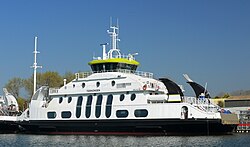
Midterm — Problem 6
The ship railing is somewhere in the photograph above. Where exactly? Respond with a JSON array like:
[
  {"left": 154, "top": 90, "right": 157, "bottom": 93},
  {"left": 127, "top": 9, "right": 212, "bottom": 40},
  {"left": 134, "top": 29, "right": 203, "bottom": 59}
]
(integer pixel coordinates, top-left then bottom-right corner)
[
  {"left": 184, "top": 97, "right": 220, "bottom": 112},
  {"left": 77, "top": 69, "right": 153, "bottom": 79},
  {"left": 93, "top": 54, "right": 137, "bottom": 61}
]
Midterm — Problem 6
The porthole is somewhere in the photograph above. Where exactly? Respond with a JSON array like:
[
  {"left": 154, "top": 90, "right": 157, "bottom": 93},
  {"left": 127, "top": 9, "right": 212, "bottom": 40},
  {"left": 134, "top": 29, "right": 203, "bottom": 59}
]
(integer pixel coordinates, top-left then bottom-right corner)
[
  {"left": 116, "top": 110, "right": 129, "bottom": 118},
  {"left": 68, "top": 97, "right": 72, "bottom": 103},
  {"left": 96, "top": 82, "right": 100, "bottom": 87},
  {"left": 131, "top": 93, "right": 136, "bottom": 101},
  {"left": 120, "top": 94, "right": 125, "bottom": 101},
  {"left": 59, "top": 97, "right": 63, "bottom": 104},
  {"left": 73, "top": 84, "right": 75, "bottom": 88},
  {"left": 134, "top": 109, "right": 148, "bottom": 117},
  {"left": 82, "top": 83, "right": 85, "bottom": 88},
  {"left": 61, "top": 111, "right": 72, "bottom": 118},
  {"left": 47, "top": 112, "right": 56, "bottom": 119},
  {"left": 111, "top": 80, "right": 115, "bottom": 86}
]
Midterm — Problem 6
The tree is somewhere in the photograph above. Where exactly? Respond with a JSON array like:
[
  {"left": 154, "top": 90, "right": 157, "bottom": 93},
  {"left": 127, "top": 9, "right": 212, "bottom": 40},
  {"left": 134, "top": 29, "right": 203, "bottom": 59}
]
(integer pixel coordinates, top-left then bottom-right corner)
[
  {"left": 17, "top": 97, "right": 27, "bottom": 112},
  {"left": 23, "top": 76, "right": 34, "bottom": 99},
  {"left": 40, "top": 71, "right": 63, "bottom": 87},
  {"left": 5, "top": 77, "right": 23, "bottom": 98},
  {"left": 222, "top": 93, "right": 230, "bottom": 98},
  {"left": 23, "top": 71, "right": 63, "bottom": 98},
  {"left": 63, "top": 71, "right": 75, "bottom": 83}
]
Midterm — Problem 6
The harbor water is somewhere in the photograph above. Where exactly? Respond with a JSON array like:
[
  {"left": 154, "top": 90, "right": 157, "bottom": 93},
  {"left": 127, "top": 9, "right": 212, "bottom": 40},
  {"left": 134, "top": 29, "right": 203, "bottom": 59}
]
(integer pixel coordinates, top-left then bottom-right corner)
[{"left": 0, "top": 133, "right": 249, "bottom": 147}]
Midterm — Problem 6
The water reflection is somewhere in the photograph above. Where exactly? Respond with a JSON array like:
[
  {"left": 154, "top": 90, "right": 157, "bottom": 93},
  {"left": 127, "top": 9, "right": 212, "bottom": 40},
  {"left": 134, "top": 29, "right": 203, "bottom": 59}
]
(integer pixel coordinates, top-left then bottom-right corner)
[{"left": 0, "top": 134, "right": 249, "bottom": 147}]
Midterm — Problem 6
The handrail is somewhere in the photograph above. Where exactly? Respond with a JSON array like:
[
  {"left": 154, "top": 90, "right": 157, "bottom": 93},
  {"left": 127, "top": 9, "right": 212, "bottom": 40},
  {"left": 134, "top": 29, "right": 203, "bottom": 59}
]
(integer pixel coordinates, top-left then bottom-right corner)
[
  {"left": 184, "top": 97, "right": 220, "bottom": 112},
  {"left": 77, "top": 69, "right": 153, "bottom": 79}
]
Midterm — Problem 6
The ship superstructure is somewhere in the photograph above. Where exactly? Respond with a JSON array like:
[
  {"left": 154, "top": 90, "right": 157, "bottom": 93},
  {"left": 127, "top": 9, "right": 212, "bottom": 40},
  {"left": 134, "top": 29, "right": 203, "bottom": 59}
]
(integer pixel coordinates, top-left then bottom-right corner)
[{"left": 18, "top": 24, "right": 238, "bottom": 135}]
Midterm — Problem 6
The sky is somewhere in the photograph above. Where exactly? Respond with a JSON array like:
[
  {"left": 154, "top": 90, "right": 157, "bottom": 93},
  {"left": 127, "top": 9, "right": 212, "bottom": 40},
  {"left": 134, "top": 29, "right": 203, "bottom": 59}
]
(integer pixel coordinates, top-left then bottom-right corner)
[{"left": 0, "top": 0, "right": 250, "bottom": 97}]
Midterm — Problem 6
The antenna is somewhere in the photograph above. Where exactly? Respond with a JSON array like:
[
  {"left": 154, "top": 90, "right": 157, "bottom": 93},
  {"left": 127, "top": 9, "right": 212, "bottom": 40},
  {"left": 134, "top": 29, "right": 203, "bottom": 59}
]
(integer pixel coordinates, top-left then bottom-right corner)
[
  {"left": 31, "top": 36, "right": 42, "bottom": 95},
  {"left": 204, "top": 82, "right": 208, "bottom": 97},
  {"left": 100, "top": 43, "right": 108, "bottom": 60}
]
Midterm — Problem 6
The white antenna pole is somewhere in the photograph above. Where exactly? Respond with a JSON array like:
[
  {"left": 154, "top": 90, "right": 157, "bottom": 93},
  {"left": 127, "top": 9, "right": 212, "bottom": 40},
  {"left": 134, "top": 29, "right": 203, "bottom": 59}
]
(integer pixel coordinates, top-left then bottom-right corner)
[
  {"left": 204, "top": 82, "right": 207, "bottom": 97},
  {"left": 31, "top": 36, "right": 42, "bottom": 95},
  {"left": 101, "top": 43, "right": 108, "bottom": 59}
]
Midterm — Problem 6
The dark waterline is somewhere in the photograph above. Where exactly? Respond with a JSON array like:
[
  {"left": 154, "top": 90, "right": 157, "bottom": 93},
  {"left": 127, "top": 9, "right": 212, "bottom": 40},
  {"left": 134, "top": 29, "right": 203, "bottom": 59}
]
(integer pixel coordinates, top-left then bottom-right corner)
[{"left": 0, "top": 133, "right": 249, "bottom": 147}]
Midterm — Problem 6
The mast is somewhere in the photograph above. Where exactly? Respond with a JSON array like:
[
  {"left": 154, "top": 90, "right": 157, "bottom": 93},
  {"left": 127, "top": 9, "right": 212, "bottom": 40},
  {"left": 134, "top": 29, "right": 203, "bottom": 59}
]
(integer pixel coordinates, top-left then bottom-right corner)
[
  {"left": 107, "top": 23, "right": 121, "bottom": 59},
  {"left": 31, "top": 37, "right": 42, "bottom": 95}
]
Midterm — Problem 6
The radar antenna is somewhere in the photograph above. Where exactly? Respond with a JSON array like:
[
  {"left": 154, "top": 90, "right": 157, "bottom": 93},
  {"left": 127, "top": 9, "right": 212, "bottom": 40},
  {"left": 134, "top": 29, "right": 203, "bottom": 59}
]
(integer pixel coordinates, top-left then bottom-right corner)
[{"left": 107, "top": 19, "right": 121, "bottom": 59}]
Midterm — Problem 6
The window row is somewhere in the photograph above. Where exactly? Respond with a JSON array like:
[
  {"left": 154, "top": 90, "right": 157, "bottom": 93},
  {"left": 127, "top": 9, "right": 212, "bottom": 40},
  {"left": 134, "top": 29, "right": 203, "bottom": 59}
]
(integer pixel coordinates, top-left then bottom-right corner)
[
  {"left": 47, "top": 109, "right": 148, "bottom": 119},
  {"left": 81, "top": 80, "right": 116, "bottom": 88},
  {"left": 58, "top": 93, "right": 137, "bottom": 104}
]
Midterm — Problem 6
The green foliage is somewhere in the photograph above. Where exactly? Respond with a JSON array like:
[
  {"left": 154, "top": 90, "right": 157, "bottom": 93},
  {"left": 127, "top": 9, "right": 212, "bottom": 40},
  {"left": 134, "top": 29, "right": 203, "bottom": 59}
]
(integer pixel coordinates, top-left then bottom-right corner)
[
  {"left": 23, "top": 71, "right": 64, "bottom": 98},
  {"left": 5, "top": 77, "right": 23, "bottom": 98},
  {"left": 63, "top": 71, "right": 75, "bottom": 83},
  {"left": 40, "top": 71, "right": 63, "bottom": 87},
  {"left": 217, "top": 101, "right": 224, "bottom": 107},
  {"left": 23, "top": 77, "right": 34, "bottom": 99},
  {"left": 213, "top": 96, "right": 220, "bottom": 99},
  {"left": 17, "top": 97, "right": 27, "bottom": 112},
  {"left": 4, "top": 71, "right": 76, "bottom": 111},
  {"left": 222, "top": 93, "right": 230, "bottom": 98},
  {"left": 5, "top": 71, "right": 75, "bottom": 102}
]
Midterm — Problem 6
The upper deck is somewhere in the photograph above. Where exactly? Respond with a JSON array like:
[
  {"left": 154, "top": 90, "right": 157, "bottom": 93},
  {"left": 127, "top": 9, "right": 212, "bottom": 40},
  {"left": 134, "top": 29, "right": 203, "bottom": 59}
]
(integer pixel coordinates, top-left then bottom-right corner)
[{"left": 88, "top": 24, "right": 140, "bottom": 73}]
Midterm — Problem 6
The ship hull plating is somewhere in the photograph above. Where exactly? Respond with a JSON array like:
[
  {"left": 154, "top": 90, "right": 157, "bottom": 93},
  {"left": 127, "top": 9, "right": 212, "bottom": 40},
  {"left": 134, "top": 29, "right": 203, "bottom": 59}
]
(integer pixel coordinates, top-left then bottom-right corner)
[
  {"left": 0, "top": 121, "right": 19, "bottom": 133},
  {"left": 19, "top": 119, "right": 236, "bottom": 135}
]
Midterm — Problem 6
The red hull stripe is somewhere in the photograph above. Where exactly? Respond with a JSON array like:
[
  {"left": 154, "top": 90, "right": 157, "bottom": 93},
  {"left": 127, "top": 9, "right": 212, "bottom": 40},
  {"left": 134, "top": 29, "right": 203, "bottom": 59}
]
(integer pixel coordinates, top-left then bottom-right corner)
[{"left": 238, "top": 124, "right": 250, "bottom": 127}]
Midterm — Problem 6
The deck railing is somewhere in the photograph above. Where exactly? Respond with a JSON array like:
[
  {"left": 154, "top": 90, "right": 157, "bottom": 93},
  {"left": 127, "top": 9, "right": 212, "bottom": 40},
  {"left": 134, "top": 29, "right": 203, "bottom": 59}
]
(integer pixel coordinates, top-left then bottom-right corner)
[
  {"left": 77, "top": 69, "right": 153, "bottom": 79},
  {"left": 184, "top": 97, "right": 220, "bottom": 112}
]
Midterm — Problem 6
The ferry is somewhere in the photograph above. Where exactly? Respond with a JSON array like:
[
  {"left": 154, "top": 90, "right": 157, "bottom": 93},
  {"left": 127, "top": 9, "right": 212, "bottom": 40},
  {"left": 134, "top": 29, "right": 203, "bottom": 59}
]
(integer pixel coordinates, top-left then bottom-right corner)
[
  {"left": 18, "top": 24, "right": 238, "bottom": 135},
  {"left": 0, "top": 88, "right": 19, "bottom": 133}
]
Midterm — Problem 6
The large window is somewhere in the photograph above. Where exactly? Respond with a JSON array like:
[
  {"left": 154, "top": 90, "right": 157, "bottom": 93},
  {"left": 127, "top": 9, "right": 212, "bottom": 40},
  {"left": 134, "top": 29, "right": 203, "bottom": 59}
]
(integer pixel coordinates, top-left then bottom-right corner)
[
  {"left": 106, "top": 94, "right": 113, "bottom": 118},
  {"left": 95, "top": 95, "right": 103, "bottom": 118},
  {"left": 76, "top": 96, "right": 83, "bottom": 118},
  {"left": 116, "top": 110, "right": 129, "bottom": 118},
  {"left": 61, "top": 111, "right": 72, "bottom": 118},
  {"left": 90, "top": 63, "right": 138, "bottom": 73},
  {"left": 85, "top": 95, "right": 93, "bottom": 118},
  {"left": 47, "top": 112, "right": 56, "bottom": 119},
  {"left": 134, "top": 109, "right": 148, "bottom": 117}
]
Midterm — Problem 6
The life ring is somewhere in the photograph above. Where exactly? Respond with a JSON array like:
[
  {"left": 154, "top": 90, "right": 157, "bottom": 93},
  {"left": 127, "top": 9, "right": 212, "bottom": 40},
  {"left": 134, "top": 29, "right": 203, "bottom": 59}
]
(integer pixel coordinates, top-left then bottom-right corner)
[{"left": 143, "top": 84, "right": 147, "bottom": 90}]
